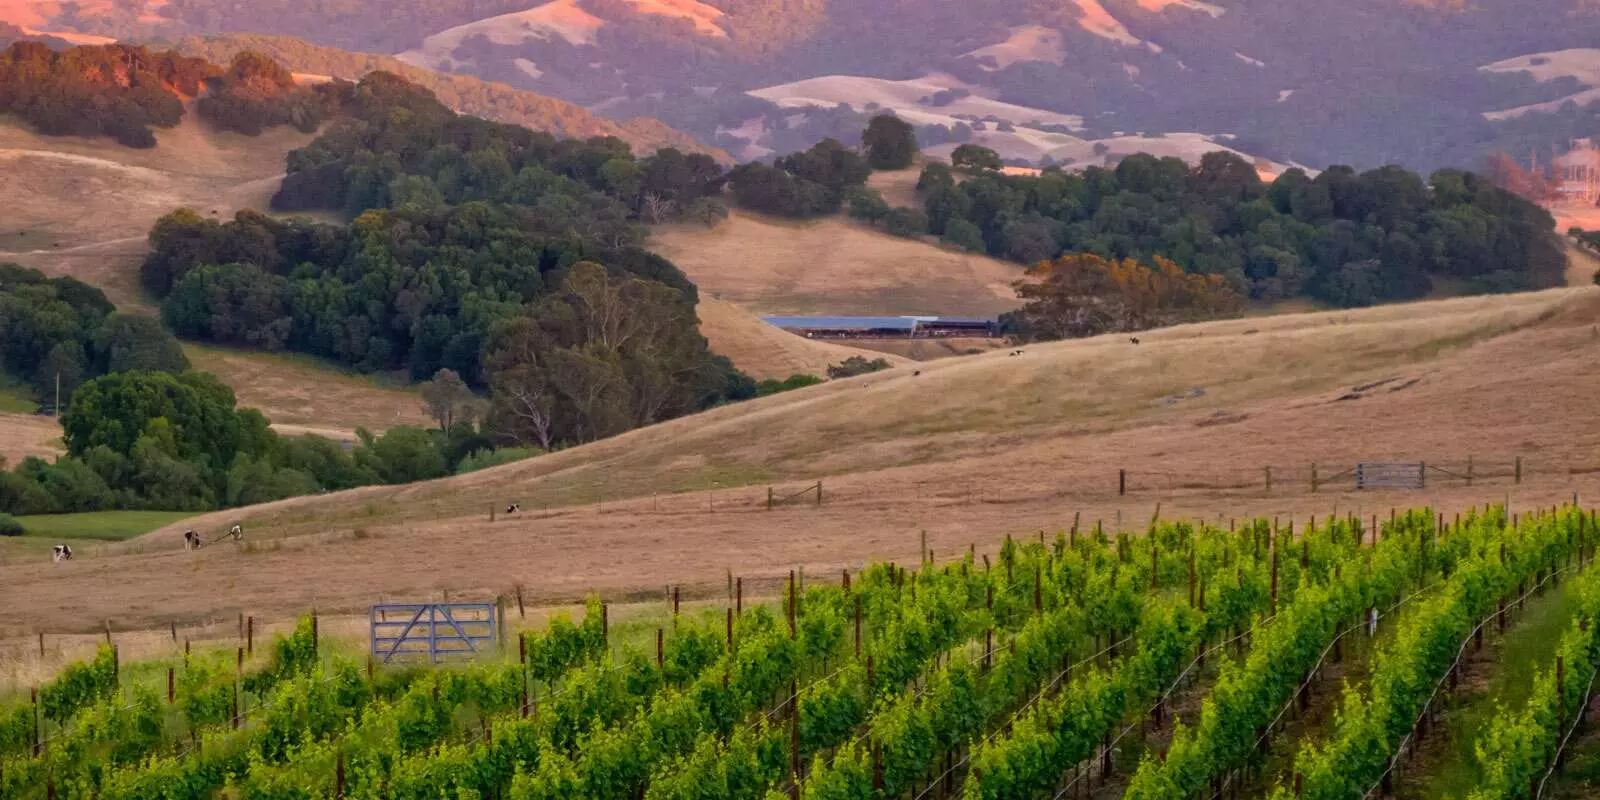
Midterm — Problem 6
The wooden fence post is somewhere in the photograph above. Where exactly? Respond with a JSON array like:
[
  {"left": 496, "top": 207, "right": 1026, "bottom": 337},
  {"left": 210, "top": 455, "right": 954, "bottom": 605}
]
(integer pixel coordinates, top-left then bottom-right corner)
[
  {"left": 168, "top": 667, "right": 174, "bottom": 704},
  {"left": 247, "top": 616, "right": 254, "bottom": 657},
  {"left": 1515, "top": 456, "right": 1523, "bottom": 484},
  {"left": 1311, "top": 463, "right": 1319, "bottom": 493},
  {"left": 1419, "top": 461, "right": 1426, "bottom": 489},
  {"left": 1466, "top": 457, "right": 1473, "bottom": 487},
  {"left": 815, "top": 481, "right": 823, "bottom": 506},
  {"left": 516, "top": 585, "right": 525, "bottom": 619},
  {"left": 1265, "top": 466, "right": 1273, "bottom": 493},
  {"left": 656, "top": 629, "right": 664, "bottom": 668},
  {"left": 1119, "top": 469, "right": 1127, "bottom": 496},
  {"left": 854, "top": 596, "right": 862, "bottom": 658},
  {"left": 767, "top": 487, "right": 774, "bottom": 510}
]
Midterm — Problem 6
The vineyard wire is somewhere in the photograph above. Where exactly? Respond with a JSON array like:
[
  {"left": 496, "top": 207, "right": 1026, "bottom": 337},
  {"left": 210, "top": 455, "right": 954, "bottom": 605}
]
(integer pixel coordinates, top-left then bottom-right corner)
[
  {"left": 1208, "top": 580, "right": 1445, "bottom": 800},
  {"left": 1048, "top": 613, "right": 1281, "bottom": 800},
  {"left": 1534, "top": 664, "right": 1600, "bottom": 799},
  {"left": 906, "top": 611, "right": 1270, "bottom": 800},
  {"left": 1361, "top": 561, "right": 1579, "bottom": 799},
  {"left": 839, "top": 630, "right": 1024, "bottom": 751}
]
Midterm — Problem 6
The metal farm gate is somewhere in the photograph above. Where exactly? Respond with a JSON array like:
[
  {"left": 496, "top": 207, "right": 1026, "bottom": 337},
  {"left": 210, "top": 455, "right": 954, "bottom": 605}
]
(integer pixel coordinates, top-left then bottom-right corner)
[{"left": 370, "top": 603, "right": 498, "bottom": 664}]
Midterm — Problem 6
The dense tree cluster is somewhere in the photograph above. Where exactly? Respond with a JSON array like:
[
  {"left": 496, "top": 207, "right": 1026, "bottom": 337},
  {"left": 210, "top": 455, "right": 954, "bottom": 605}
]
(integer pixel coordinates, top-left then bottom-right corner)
[
  {"left": 0, "top": 264, "right": 188, "bottom": 407},
  {"left": 268, "top": 72, "right": 725, "bottom": 225},
  {"left": 0, "top": 368, "right": 516, "bottom": 514},
  {"left": 727, "top": 138, "right": 872, "bottom": 217},
  {"left": 917, "top": 152, "right": 1567, "bottom": 307},
  {"left": 143, "top": 74, "right": 752, "bottom": 449},
  {"left": 195, "top": 51, "right": 348, "bottom": 135},
  {"left": 171, "top": 34, "right": 726, "bottom": 159},
  {"left": 0, "top": 42, "right": 356, "bottom": 146},
  {"left": 0, "top": 42, "right": 213, "bottom": 147}
]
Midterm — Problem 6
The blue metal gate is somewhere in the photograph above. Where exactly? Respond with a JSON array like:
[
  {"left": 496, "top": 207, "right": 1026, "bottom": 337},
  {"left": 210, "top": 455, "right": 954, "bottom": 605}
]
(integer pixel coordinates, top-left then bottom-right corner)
[{"left": 370, "top": 603, "right": 497, "bottom": 663}]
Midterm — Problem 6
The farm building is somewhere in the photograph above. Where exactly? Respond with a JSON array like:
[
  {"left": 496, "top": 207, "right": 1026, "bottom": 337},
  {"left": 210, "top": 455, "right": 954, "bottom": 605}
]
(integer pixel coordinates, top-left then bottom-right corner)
[{"left": 761, "top": 315, "right": 1000, "bottom": 339}]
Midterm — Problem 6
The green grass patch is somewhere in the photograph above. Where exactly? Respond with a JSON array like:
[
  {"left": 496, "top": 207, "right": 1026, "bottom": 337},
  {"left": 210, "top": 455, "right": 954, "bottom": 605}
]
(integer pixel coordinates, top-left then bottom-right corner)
[
  {"left": 1402, "top": 581, "right": 1577, "bottom": 800},
  {"left": 0, "top": 373, "right": 36, "bottom": 413},
  {"left": 14, "top": 510, "right": 198, "bottom": 541}
]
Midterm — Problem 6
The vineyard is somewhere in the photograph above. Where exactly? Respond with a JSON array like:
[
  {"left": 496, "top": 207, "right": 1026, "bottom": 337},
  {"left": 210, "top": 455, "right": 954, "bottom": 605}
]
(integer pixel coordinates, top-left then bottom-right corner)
[{"left": 2, "top": 506, "right": 1599, "bottom": 799}]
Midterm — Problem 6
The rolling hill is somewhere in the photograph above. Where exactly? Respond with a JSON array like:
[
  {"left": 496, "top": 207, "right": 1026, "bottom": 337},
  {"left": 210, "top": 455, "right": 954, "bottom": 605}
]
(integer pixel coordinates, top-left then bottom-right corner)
[
  {"left": 650, "top": 210, "right": 1022, "bottom": 317},
  {"left": 7, "top": 285, "right": 1599, "bottom": 632},
  {"left": 165, "top": 33, "right": 729, "bottom": 160},
  {"left": 14, "top": 0, "right": 1596, "bottom": 173}
]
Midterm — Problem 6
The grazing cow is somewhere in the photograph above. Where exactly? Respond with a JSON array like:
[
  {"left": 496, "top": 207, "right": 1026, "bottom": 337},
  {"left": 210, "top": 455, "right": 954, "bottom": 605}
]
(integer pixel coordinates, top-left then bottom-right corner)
[
  {"left": 226, "top": 524, "right": 244, "bottom": 542},
  {"left": 183, "top": 530, "right": 203, "bottom": 551},
  {"left": 505, "top": 502, "right": 522, "bottom": 515},
  {"left": 1129, "top": 337, "right": 1141, "bottom": 345},
  {"left": 51, "top": 544, "right": 72, "bottom": 563}
]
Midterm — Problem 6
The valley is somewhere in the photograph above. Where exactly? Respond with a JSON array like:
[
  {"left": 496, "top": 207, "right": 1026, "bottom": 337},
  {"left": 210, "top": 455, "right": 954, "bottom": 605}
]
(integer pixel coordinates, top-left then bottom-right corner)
[{"left": 6, "top": 285, "right": 1597, "bottom": 634}]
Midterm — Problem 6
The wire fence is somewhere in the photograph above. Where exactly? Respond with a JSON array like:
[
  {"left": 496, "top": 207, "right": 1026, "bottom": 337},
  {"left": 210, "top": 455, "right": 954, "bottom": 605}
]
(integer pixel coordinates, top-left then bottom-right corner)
[{"left": 474, "top": 456, "right": 1600, "bottom": 525}]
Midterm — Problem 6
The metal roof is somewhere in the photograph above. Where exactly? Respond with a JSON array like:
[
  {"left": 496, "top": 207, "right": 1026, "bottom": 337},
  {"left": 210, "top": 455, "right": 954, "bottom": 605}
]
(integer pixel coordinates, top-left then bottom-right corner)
[
  {"left": 762, "top": 315, "right": 921, "bottom": 331},
  {"left": 761, "top": 315, "right": 996, "bottom": 331}
]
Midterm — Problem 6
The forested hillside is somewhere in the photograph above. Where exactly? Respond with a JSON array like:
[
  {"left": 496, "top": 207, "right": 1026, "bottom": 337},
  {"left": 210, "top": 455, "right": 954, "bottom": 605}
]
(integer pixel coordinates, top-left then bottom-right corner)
[
  {"left": 911, "top": 151, "right": 1568, "bottom": 306},
  {"left": 165, "top": 34, "right": 726, "bottom": 159},
  {"left": 723, "top": 132, "right": 1567, "bottom": 308},
  {"left": 0, "top": 42, "right": 343, "bottom": 146},
  {"left": 142, "top": 72, "right": 750, "bottom": 455}
]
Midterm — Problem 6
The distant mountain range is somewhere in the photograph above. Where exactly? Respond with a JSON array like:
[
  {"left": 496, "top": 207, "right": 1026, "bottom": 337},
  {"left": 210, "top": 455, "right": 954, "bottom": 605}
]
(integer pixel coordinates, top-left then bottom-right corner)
[{"left": 4, "top": 0, "right": 1600, "bottom": 173}]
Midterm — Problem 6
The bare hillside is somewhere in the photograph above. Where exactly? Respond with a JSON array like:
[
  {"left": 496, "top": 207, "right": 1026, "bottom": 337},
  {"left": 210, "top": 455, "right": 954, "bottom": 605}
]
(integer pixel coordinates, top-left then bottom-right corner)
[
  {"left": 0, "top": 116, "right": 314, "bottom": 308},
  {"left": 9, "top": 287, "right": 1600, "bottom": 632},
  {"left": 651, "top": 212, "right": 1022, "bottom": 316},
  {"left": 695, "top": 296, "right": 911, "bottom": 380}
]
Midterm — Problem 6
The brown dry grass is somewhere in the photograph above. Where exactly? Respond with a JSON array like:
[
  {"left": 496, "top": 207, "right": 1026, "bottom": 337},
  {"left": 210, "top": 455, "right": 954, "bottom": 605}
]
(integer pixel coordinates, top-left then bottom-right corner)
[
  {"left": 847, "top": 336, "right": 1010, "bottom": 361},
  {"left": 7, "top": 287, "right": 1600, "bottom": 636},
  {"left": 867, "top": 166, "right": 923, "bottom": 209},
  {"left": 183, "top": 344, "right": 429, "bottom": 436},
  {"left": 0, "top": 115, "right": 314, "bottom": 307},
  {"left": 1568, "top": 239, "right": 1600, "bottom": 287},
  {"left": 695, "top": 295, "right": 912, "bottom": 379},
  {"left": 0, "top": 412, "right": 61, "bottom": 467},
  {"left": 651, "top": 211, "right": 1022, "bottom": 316}
]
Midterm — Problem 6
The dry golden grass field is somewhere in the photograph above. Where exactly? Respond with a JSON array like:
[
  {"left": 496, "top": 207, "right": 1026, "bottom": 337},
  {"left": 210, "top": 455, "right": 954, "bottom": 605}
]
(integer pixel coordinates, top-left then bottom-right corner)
[
  {"left": 695, "top": 295, "right": 913, "bottom": 378},
  {"left": 6, "top": 286, "right": 1599, "bottom": 638},
  {"left": 0, "top": 115, "right": 316, "bottom": 309},
  {"left": 182, "top": 345, "right": 431, "bottom": 437},
  {"left": 651, "top": 211, "right": 1023, "bottom": 316},
  {"left": 0, "top": 413, "right": 60, "bottom": 467}
]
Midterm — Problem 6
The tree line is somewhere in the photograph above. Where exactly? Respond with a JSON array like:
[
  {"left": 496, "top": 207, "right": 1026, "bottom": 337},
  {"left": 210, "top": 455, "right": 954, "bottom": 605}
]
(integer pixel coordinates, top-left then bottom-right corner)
[
  {"left": 0, "top": 367, "right": 531, "bottom": 517},
  {"left": 0, "top": 42, "right": 347, "bottom": 147},
  {"left": 914, "top": 148, "right": 1567, "bottom": 308},
  {"left": 144, "top": 72, "right": 754, "bottom": 456}
]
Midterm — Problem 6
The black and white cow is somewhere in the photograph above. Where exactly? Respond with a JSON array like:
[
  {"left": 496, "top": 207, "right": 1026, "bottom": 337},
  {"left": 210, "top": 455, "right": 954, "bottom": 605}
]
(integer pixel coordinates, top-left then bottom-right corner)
[
  {"left": 184, "top": 530, "right": 204, "bottom": 551},
  {"left": 51, "top": 544, "right": 72, "bottom": 563},
  {"left": 226, "top": 524, "right": 243, "bottom": 542},
  {"left": 505, "top": 502, "right": 521, "bottom": 515}
]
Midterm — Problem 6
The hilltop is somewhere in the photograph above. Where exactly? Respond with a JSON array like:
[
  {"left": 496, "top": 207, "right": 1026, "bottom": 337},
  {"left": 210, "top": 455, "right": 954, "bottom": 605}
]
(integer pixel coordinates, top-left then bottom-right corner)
[
  {"left": 165, "top": 33, "right": 727, "bottom": 160},
  {"left": 6, "top": 285, "right": 1598, "bottom": 632},
  {"left": 13, "top": 0, "right": 1597, "bottom": 172}
]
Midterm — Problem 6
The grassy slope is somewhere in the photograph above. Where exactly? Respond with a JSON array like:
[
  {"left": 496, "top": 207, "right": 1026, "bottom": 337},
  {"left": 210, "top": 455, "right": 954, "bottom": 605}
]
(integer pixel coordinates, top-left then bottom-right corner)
[
  {"left": 695, "top": 295, "right": 912, "bottom": 379},
  {"left": 13, "top": 511, "right": 198, "bottom": 542},
  {"left": 651, "top": 211, "right": 1022, "bottom": 316},
  {"left": 183, "top": 344, "right": 430, "bottom": 438},
  {"left": 6, "top": 287, "right": 1598, "bottom": 633},
  {"left": 165, "top": 34, "right": 729, "bottom": 162}
]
